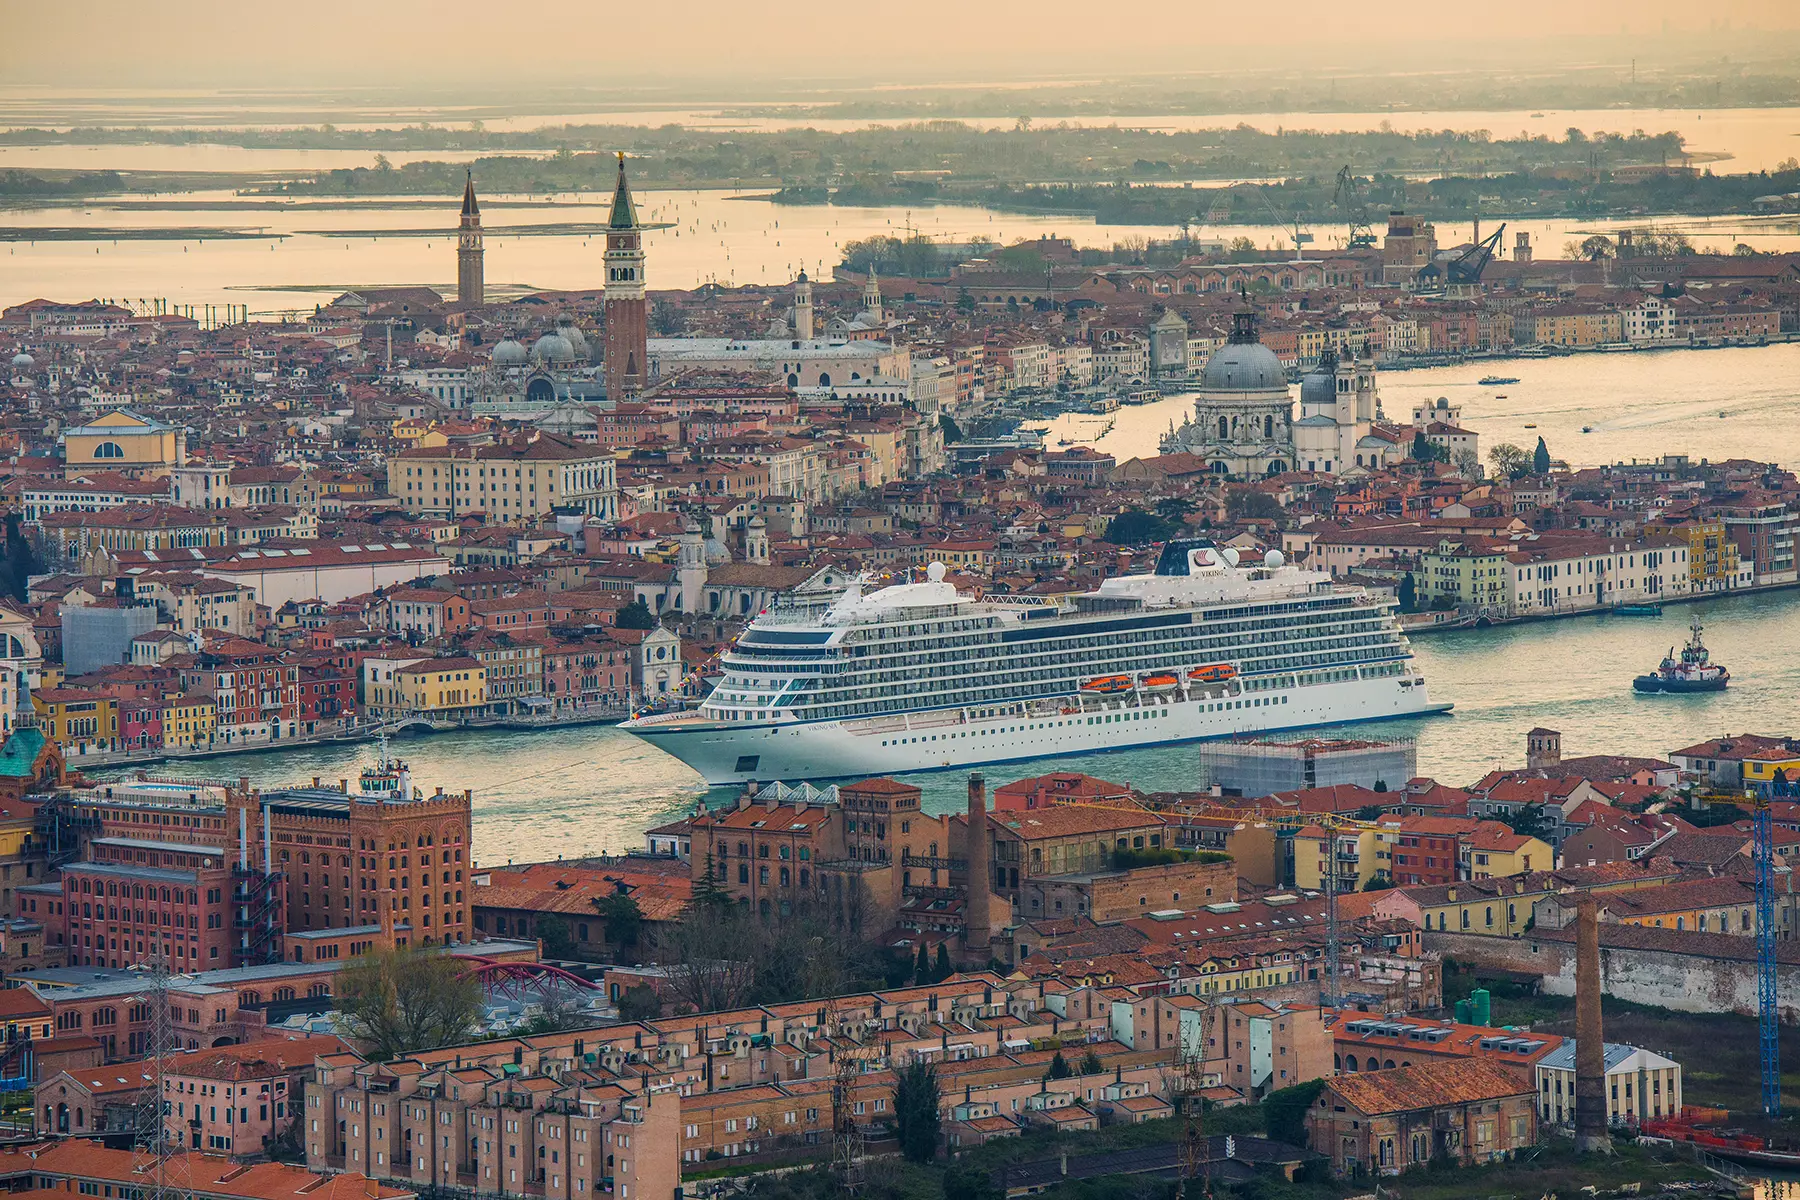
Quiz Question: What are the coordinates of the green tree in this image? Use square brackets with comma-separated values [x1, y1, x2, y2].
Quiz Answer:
[1153, 495, 1196, 524]
[1505, 803, 1553, 841]
[1487, 442, 1531, 480]
[933, 943, 952, 983]
[943, 1161, 1001, 1200]
[535, 915, 576, 960]
[1262, 1078, 1327, 1146]
[914, 943, 931, 985]
[614, 598, 657, 630]
[1397, 572, 1417, 613]
[1226, 490, 1285, 521]
[892, 1057, 942, 1163]
[616, 984, 663, 1022]
[1103, 508, 1175, 545]
[1410, 429, 1438, 462]
[336, 946, 483, 1061]
[690, 853, 732, 909]
[1533, 436, 1552, 475]
[955, 286, 975, 314]
[1046, 1051, 1073, 1080]
[593, 893, 643, 960]
[1578, 234, 1615, 261]
[1079, 1049, 1105, 1075]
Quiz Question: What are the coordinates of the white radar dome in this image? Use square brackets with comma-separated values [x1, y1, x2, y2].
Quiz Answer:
[1222, 548, 1240, 568]
[1264, 549, 1285, 568]
[926, 561, 947, 582]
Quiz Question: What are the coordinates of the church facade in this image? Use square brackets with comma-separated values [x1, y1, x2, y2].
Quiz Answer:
[1161, 310, 1395, 478]
[1160, 310, 1294, 476]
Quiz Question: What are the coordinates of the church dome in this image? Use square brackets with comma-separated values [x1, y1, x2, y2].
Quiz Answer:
[531, 332, 575, 363]
[555, 317, 591, 359]
[1200, 341, 1286, 392]
[491, 339, 527, 366]
[1299, 360, 1336, 409]
[10, 352, 33, 369]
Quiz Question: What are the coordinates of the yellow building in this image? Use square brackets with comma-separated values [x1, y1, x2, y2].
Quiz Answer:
[61, 409, 185, 477]
[1419, 539, 1510, 610]
[1531, 309, 1625, 348]
[1293, 824, 1394, 892]
[1681, 519, 1741, 589]
[1465, 826, 1552, 878]
[388, 431, 617, 520]
[1743, 747, 1800, 788]
[389, 656, 487, 717]
[161, 694, 217, 749]
[32, 688, 119, 755]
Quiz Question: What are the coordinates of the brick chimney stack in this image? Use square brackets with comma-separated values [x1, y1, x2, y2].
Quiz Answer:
[964, 773, 992, 952]
[1574, 895, 1612, 1154]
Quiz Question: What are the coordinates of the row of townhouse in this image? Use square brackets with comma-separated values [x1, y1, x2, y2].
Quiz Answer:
[306, 974, 1165, 1193]
[1418, 532, 1702, 616]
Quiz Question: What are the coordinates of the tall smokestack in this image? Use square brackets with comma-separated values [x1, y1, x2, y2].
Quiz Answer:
[964, 773, 992, 952]
[1575, 896, 1612, 1154]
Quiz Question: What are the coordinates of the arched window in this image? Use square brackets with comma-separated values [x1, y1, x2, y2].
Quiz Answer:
[1217, 417, 1228, 439]
[93, 442, 125, 459]
[1264, 414, 1274, 438]
[818, 372, 831, 387]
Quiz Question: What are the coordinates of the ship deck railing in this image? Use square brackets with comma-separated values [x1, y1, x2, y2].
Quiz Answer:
[625, 709, 706, 727]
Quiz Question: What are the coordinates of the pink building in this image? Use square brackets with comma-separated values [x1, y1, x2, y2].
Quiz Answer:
[541, 638, 633, 713]
[162, 1034, 350, 1156]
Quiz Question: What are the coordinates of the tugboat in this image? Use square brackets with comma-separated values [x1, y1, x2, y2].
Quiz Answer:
[1633, 620, 1730, 693]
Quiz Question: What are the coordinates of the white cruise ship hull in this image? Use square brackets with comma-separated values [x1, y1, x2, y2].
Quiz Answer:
[626, 673, 1449, 786]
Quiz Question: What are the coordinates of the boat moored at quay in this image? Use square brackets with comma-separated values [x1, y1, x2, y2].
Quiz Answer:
[622, 540, 1450, 784]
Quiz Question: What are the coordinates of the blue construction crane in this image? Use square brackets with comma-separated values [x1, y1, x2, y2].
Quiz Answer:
[1754, 795, 1780, 1116]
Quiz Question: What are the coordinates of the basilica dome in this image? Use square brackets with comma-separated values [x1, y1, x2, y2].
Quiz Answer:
[491, 338, 528, 366]
[1299, 357, 1337, 409]
[531, 332, 576, 363]
[1200, 341, 1286, 392]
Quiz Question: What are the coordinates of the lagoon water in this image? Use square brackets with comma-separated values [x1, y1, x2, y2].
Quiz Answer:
[90, 588, 1800, 867]
[5, 185, 1798, 317]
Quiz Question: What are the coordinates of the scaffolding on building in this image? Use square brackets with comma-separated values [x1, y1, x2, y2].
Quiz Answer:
[1196, 736, 1417, 800]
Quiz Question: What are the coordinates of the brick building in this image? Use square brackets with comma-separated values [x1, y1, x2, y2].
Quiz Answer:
[161, 1033, 350, 1156]
[1308, 1059, 1539, 1176]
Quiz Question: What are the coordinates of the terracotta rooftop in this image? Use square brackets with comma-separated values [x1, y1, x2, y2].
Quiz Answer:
[1326, 1059, 1534, 1115]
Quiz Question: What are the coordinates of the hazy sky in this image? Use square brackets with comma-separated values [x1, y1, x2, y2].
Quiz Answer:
[6, 0, 1800, 90]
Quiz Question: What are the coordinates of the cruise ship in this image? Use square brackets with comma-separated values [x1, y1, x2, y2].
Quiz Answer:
[621, 540, 1449, 785]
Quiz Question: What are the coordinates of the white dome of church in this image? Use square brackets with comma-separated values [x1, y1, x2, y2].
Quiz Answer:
[554, 317, 591, 360]
[491, 338, 528, 366]
[1299, 349, 1340, 408]
[10, 352, 32, 369]
[1200, 339, 1286, 392]
[531, 332, 576, 363]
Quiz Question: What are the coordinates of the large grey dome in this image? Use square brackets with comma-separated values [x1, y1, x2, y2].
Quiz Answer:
[1299, 362, 1336, 409]
[491, 338, 528, 366]
[554, 317, 591, 359]
[1200, 341, 1286, 392]
[531, 332, 575, 363]
[9, 352, 33, 369]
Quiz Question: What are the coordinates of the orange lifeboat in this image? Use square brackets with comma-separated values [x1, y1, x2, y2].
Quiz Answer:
[1187, 663, 1237, 684]
[1080, 675, 1133, 695]
[1139, 672, 1180, 694]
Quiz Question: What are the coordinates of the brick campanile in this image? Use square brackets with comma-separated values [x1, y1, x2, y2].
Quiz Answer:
[964, 772, 992, 952]
[457, 170, 484, 306]
[603, 152, 649, 401]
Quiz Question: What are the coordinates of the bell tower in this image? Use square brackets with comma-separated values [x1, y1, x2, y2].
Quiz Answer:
[861, 265, 884, 324]
[457, 170, 484, 306]
[603, 152, 650, 401]
[794, 270, 814, 340]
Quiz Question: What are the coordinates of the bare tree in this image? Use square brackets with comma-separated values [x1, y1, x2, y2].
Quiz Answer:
[337, 946, 483, 1060]
[659, 905, 761, 1015]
